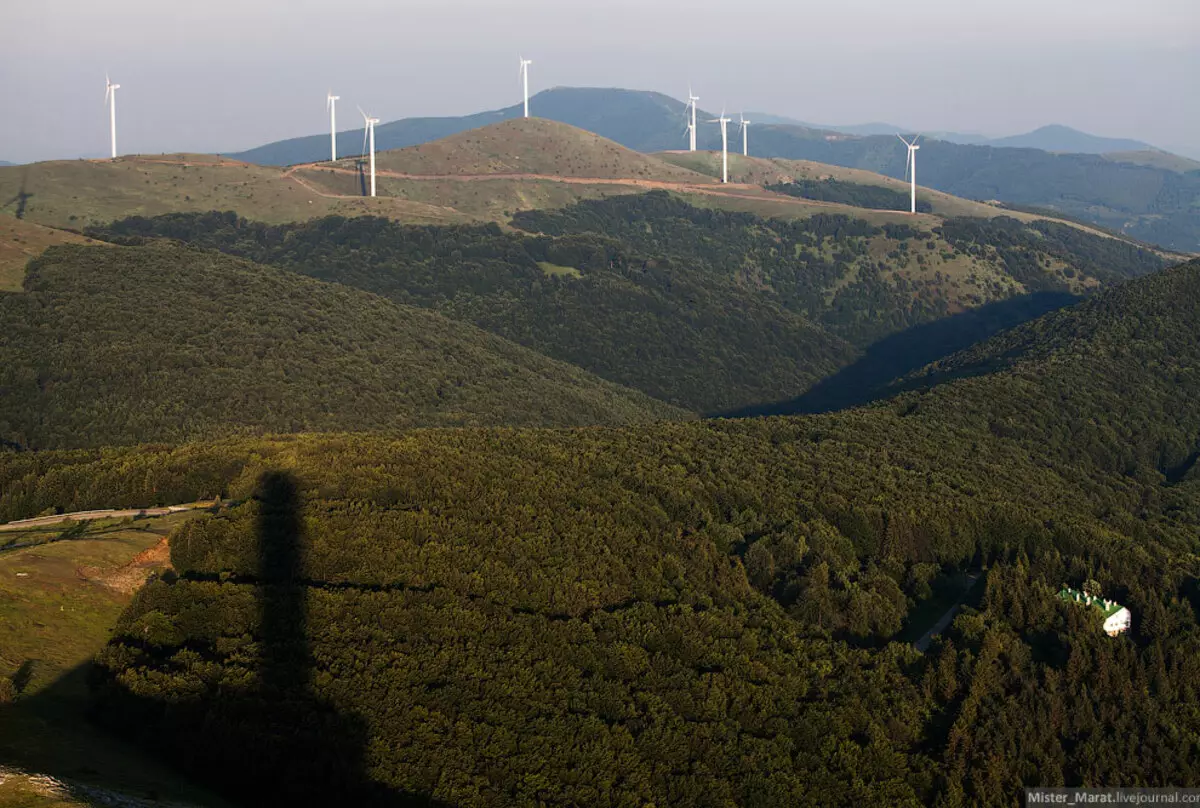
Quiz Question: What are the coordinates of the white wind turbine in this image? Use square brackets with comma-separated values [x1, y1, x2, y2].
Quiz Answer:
[710, 110, 732, 183]
[104, 74, 121, 159]
[519, 57, 533, 118]
[327, 91, 340, 162]
[898, 134, 922, 214]
[360, 107, 380, 197]
[685, 88, 700, 152]
[739, 113, 750, 157]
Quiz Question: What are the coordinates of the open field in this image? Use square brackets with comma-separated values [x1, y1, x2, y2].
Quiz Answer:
[0, 219, 105, 293]
[0, 511, 228, 807]
[0, 155, 464, 231]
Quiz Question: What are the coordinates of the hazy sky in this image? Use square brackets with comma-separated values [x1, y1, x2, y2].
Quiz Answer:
[2, 0, 1197, 163]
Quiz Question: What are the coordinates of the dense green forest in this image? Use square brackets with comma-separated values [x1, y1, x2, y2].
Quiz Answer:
[91, 193, 1168, 413]
[92, 209, 854, 414]
[2, 259, 1197, 805]
[765, 177, 934, 213]
[0, 243, 683, 450]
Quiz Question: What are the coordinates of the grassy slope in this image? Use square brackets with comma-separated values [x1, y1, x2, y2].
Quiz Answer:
[0, 156, 469, 231]
[659, 151, 1132, 225]
[0, 219, 106, 293]
[0, 243, 684, 449]
[0, 512, 230, 806]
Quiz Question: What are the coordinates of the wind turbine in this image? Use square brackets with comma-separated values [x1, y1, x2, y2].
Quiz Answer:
[104, 74, 120, 159]
[710, 110, 732, 183]
[519, 57, 533, 118]
[327, 91, 340, 162]
[739, 113, 750, 157]
[360, 107, 380, 197]
[897, 134, 922, 214]
[685, 88, 700, 152]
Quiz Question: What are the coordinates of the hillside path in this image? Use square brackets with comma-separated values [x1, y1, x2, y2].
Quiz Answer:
[0, 503, 210, 532]
[282, 162, 870, 213]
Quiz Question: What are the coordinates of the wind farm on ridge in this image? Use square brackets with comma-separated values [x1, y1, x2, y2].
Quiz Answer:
[92, 57, 933, 216]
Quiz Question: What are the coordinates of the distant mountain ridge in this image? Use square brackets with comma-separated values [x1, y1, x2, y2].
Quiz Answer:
[988, 125, 1155, 154]
[233, 91, 1172, 167]
[747, 118, 1161, 154]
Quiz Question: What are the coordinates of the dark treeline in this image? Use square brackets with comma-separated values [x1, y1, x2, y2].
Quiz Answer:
[2, 260, 1196, 805]
[766, 177, 935, 213]
[0, 243, 683, 450]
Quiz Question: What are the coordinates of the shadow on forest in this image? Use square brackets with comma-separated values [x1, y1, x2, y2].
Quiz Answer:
[720, 291, 1081, 418]
[3, 471, 445, 807]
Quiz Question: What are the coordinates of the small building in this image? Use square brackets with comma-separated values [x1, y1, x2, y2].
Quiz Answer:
[1058, 587, 1131, 637]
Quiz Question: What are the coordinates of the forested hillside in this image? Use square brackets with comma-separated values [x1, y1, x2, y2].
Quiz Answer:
[91, 194, 1169, 413]
[0, 243, 683, 449]
[91, 210, 857, 413]
[4, 260, 1198, 806]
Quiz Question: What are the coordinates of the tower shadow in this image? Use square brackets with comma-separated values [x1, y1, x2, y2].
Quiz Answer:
[80, 470, 444, 807]
[2, 168, 33, 220]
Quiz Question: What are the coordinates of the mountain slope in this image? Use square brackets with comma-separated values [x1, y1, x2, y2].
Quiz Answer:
[230, 88, 1200, 251]
[93, 210, 859, 414]
[92, 192, 1169, 416]
[6, 260, 1199, 807]
[0, 156, 471, 231]
[744, 129, 1200, 252]
[0, 243, 684, 449]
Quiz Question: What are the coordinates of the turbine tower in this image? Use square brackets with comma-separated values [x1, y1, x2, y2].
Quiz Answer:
[327, 91, 340, 162]
[360, 107, 380, 197]
[104, 74, 120, 159]
[710, 110, 732, 183]
[898, 134, 922, 214]
[519, 57, 533, 118]
[739, 113, 750, 157]
[686, 88, 700, 152]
